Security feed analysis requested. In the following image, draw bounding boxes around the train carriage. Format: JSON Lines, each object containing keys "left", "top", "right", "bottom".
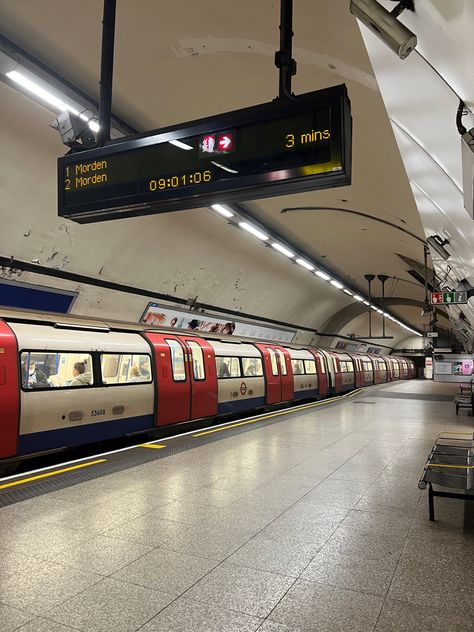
{"left": 0, "top": 309, "right": 415, "bottom": 467}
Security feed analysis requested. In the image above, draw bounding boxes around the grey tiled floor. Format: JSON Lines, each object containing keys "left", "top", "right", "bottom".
{"left": 1, "top": 380, "right": 474, "bottom": 631}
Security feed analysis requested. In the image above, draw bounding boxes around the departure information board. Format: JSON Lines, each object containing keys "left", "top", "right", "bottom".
{"left": 58, "top": 84, "right": 352, "bottom": 223}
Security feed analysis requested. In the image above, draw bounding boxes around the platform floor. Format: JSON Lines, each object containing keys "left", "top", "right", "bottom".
{"left": 1, "top": 380, "right": 473, "bottom": 632}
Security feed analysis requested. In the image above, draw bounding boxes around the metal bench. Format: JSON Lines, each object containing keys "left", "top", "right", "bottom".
{"left": 419, "top": 432, "right": 474, "bottom": 521}
{"left": 454, "top": 392, "right": 473, "bottom": 415}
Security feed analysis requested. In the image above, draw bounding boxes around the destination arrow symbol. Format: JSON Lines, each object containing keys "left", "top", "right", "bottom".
{"left": 218, "top": 135, "right": 231, "bottom": 150}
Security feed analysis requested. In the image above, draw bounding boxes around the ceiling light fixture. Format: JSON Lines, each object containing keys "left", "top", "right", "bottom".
{"left": 295, "top": 258, "right": 315, "bottom": 271}
{"left": 330, "top": 280, "right": 344, "bottom": 289}
{"left": 344, "top": 289, "right": 353, "bottom": 296}
{"left": 315, "top": 270, "right": 331, "bottom": 281}
{"left": 238, "top": 222, "right": 269, "bottom": 241}
{"left": 353, "top": 295, "right": 364, "bottom": 302}
{"left": 211, "top": 203, "right": 234, "bottom": 218}
{"left": 169, "top": 139, "right": 193, "bottom": 151}
{"left": 272, "top": 243, "right": 295, "bottom": 258}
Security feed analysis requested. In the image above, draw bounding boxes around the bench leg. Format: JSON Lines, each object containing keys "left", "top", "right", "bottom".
{"left": 428, "top": 483, "right": 435, "bottom": 521}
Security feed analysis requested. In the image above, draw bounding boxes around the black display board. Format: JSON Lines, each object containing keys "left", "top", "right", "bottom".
{"left": 58, "top": 84, "right": 352, "bottom": 223}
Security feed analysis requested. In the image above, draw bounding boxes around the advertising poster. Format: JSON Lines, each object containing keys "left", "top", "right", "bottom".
{"left": 140, "top": 303, "right": 296, "bottom": 343}
{"left": 453, "top": 362, "right": 463, "bottom": 376}
{"left": 462, "top": 359, "right": 473, "bottom": 375}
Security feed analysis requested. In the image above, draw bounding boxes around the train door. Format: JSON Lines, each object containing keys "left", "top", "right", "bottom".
{"left": 255, "top": 344, "right": 284, "bottom": 404}
{"left": 144, "top": 333, "right": 190, "bottom": 425}
{"left": 348, "top": 354, "right": 362, "bottom": 388}
{"left": 309, "top": 350, "right": 328, "bottom": 396}
{"left": 329, "top": 353, "right": 343, "bottom": 393}
{"left": 0, "top": 320, "right": 20, "bottom": 459}
{"left": 179, "top": 336, "right": 218, "bottom": 419}
{"left": 274, "top": 346, "right": 293, "bottom": 401}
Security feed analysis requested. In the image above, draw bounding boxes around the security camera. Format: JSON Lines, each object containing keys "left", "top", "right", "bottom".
{"left": 350, "top": 0, "right": 417, "bottom": 60}
{"left": 426, "top": 235, "right": 451, "bottom": 261}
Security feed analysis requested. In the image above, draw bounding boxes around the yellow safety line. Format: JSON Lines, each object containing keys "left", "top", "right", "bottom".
{"left": 193, "top": 389, "right": 364, "bottom": 438}
{"left": 0, "top": 459, "right": 107, "bottom": 490}
{"left": 138, "top": 444, "right": 167, "bottom": 449}
{"left": 427, "top": 463, "right": 474, "bottom": 470}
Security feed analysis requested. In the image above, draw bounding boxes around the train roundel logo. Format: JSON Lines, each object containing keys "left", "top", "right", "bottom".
{"left": 240, "top": 382, "right": 248, "bottom": 395}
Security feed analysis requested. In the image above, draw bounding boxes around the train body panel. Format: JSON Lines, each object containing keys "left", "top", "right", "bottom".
{"left": 0, "top": 320, "right": 20, "bottom": 459}
{"left": 0, "top": 311, "right": 416, "bottom": 464}
{"left": 209, "top": 341, "right": 265, "bottom": 414}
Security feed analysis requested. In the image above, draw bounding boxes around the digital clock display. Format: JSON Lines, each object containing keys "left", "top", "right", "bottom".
{"left": 58, "top": 84, "right": 351, "bottom": 223}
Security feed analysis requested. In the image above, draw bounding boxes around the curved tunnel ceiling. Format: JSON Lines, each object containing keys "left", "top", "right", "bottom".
{"left": 0, "top": 0, "right": 469, "bottom": 349}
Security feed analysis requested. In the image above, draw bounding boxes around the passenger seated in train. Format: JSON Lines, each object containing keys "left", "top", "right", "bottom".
{"left": 67, "top": 361, "right": 92, "bottom": 386}
{"left": 218, "top": 362, "right": 231, "bottom": 378}
{"left": 139, "top": 358, "right": 151, "bottom": 381}
{"left": 128, "top": 365, "right": 143, "bottom": 382}
{"left": 23, "top": 360, "right": 49, "bottom": 389}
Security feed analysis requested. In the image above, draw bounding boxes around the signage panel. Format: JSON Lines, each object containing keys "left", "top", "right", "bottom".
{"left": 58, "top": 85, "right": 352, "bottom": 223}
{"left": 430, "top": 291, "right": 467, "bottom": 305}
{"left": 426, "top": 332, "right": 439, "bottom": 338}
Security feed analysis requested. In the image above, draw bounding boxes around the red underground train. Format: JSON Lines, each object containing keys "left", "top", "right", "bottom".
{"left": 0, "top": 309, "right": 415, "bottom": 467}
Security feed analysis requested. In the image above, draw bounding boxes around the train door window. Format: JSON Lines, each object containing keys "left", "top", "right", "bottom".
{"left": 187, "top": 341, "right": 205, "bottom": 380}
{"left": 242, "top": 357, "right": 263, "bottom": 377}
{"left": 20, "top": 351, "right": 93, "bottom": 390}
{"left": 339, "top": 361, "right": 346, "bottom": 372}
{"left": 304, "top": 360, "right": 316, "bottom": 374}
{"left": 216, "top": 356, "right": 240, "bottom": 378}
{"left": 291, "top": 359, "right": 304, "bottom": 375}
{"left": 276, "top": 350, "right": 287, "bottom": 375}
{"left": 100, "top": 353, "right": 152, "bottom": 385}
{"left": 268, "top": 348, "right": 279, "bottom": 375}
{"left": 347, "top": 361, "right": 354, "bottom": 372}
{"left": 317, "top": 356, "right": 326, "bottom": 373}
{"left": 166, "top": 339, "right": 186, "bottom": 381}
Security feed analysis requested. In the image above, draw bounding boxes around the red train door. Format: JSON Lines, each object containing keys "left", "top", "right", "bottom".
{"left": 256, "top": 343, "right": 281, "bottom": 404}
{"left": 275, "top": 346, "right": 293, "bottom": 401}
{"left": 255, "top": 344, "right": 293, "bottom": 404}
{"left": 309, "top": 349, "right": 328, "bottom": 396}
{"left": 0, "top": 320, "right": 20, "bottom": 459}
{"left": 348, "top": 354, "right": 362, "bottom": 388}
{"left": 330, "top": 354, "right": 343, "bottom": 393}
{"left": 179, "top": 336, "right": 218, "bottom": 419}
{"left": 144, "top": 333, "right": 190, "bottom": 425}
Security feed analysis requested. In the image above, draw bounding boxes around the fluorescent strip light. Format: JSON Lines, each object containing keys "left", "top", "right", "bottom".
{"left": 371, "top": 305, "right": 378, "bottom": 311}
{"left": 315, "top": 270, "right": 330, "bottom": 281}
{"left": 376, "top": 309, "right": 383, "bottom": 314}
{"left": 211, "top": 203, "right": 233, "bottom": 218}
{"left": 7, "top": 70, "right": 69, "bottom": 111}
{"left": 295, "top": 258, "right": 315, "bottom": 271}
{"left": 238, "top": 222, "right": 269, "bottom": 241}
{"left": 353, "top": 295, "right": 364, "bottom": 302}
{"left": 272, "top": 242, "right": 295, "bottom": 258}
{"left": 343, "top": 289, "right": 353, "bottom": 296}
{"left": 330, "top": 280, "right": 344, "bottom": 289}
{"left": 169, "top": 139, "right": 193, "bottom": 151}
{"left": 88, "top": 120, "right": 100, "bottom": 133}
{"left": 211, "top": 161, "right": 239, "bottom": 174}
{"left": 363, "top": 300, "right": 370, "bottom": 306}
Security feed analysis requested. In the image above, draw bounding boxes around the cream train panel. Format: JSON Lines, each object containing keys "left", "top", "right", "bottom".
{"left": 285, "top": 348, "right": 319, "bottom": 393}
{"left": 11, "top": 323, "right": 152, "bottom": 354}
{"left": 20, "top": 384, "right": 154, "bottom": 435}
{"left": 217, "top": 376, "right": 265, "bottom": 405}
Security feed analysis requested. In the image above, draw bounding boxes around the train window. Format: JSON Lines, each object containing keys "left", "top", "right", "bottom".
{"left": 100, "top": 354, "right": 152, "bottom": 385}
{"left": 20, "top": 351, "right": 93, "bottom": 390}
{"left": 291, "top": 359, "right": 304, "bottom": 375}
{"left": 304, "top": 360, "right": 316, "bottom": 374}
{"left": 339, "top": 361, "right": 347, "bottom": 372}
{"left": 268, "top": 348, "right": 279, "bottom": 375}
{"left": 166, "top": 340, "right": 186, "bottom": 381}
{"left": 242, "top": 357, "right": 263, "bottom": 377}
{"left": 347, "top": 361, "right": 354, "bottom": 372}
{"left": 216, "top": 356, "right": 240, "bottom": 378}
{"left": 317, "top": 356, "right": 326, "bottom": 373}
{"left": 276, "top": 350, "right": 287, "bottom": 375}
{"left": 187, "top": 341, "right": 205, "bottom": 380}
